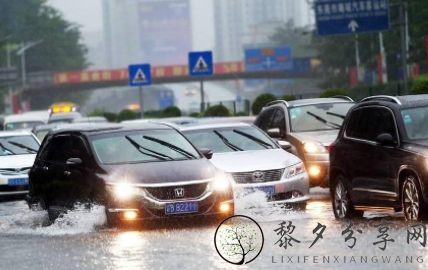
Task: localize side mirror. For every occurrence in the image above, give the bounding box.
[66,158,83,168]
[199,148,213,160]
[277,140,292,151]
[376,133,395,146]
[267,128,281,138]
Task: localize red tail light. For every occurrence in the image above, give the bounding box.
[327,144,333,153]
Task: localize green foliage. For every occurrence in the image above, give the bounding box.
[143,110,161,118]
[411,76,428,95]
[204,105,230,117]
[251,93,277,115]
[88,109,117,122]
[188,112,201,118]
[0,0,88,72]
[279,95,296,101]
[235,111,249,116]
[161,106,182,118]
[319,88,349,98]
[117,109,138,122]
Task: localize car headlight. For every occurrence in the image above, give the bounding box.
[285,162,306,178]
[303,141,327,154]
[106,182,145,200]
[208,171,232,192]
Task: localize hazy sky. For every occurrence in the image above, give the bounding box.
[48,0,215,50]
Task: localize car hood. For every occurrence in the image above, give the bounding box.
[209,149,301,173]
[0,154,36,168]
[291,130,339,146]
[104,158,216,185]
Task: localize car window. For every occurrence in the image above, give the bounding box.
[401,107,428,140]
[348,107,397,143]
[91,129,200,164]
[70,136,91,164]
[5,121,44,131]
[0,135,40,156]
[38,135,53,161]
[258,108,276,132]
[272,109,286,135]
[288,103,353,132]
[345,109,361,138]
[183,126,277,154]
[46,135,72,163]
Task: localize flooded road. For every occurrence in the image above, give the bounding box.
[0,189,426,270]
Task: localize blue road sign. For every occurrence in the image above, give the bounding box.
[245,47,293,72]
[315,0,390,36]
[188,51,213,76]
[128,64,152,86]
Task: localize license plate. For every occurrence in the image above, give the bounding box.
[8,178,29,186]
[244,186,276,196]
[165,201,198,215]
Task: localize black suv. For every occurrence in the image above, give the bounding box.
[255,97,354,187]
[330,95,428,221]
[27,123,234,226]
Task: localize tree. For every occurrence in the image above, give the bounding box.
[88,109,117,122]
[161,106,181,118]
[251,93,276,115]
[319,88,349,98]
[280,95,296,101]
[117,109,138,122]
[0,0,88,72]
[204,105,230,117]
[217,218,261,265]
[411,75,428,94]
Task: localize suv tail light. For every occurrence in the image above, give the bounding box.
[327,144,333,153]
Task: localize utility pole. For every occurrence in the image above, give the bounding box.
[355,34,361,81]
[398,4,409,95]
[379,32,388,83]
[200,79,205,113]
[16,39,43,87]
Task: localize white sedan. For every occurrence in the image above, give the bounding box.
[180,123,310,208]
[0,131,40,198]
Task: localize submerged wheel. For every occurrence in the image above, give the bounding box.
[402,176,425,221]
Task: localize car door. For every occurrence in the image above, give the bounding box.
[29,134,53,200]
[348,106,399,207]
[43,134,73,208]
[66,135,98,204]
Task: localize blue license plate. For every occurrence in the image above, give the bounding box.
[165,201,199,215]
[8,178,29,186]
[244,186,276,196]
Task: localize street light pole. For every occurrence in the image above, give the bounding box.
[16,39,43,87]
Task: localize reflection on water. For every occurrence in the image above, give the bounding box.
[109,231,148,270]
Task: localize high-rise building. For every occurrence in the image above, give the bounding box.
[103,0,192,69]
[214,0,308,62]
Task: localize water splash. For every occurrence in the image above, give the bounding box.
[0,201,106,236]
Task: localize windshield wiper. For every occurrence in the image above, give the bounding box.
[125,136,172,161]
[326,112,346,120]
[0,142,15,155]
[7,141,38,154]
[232,129,272,149]
[306,112,341,129]
[142,136,196,160]
[213,130,243,152]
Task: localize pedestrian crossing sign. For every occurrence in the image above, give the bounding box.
[128,64,152,86]
[189,51,213,76]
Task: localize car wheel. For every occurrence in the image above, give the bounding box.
[402,176,425,221]
[332,176,362,219]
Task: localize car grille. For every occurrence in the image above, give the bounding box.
[144,183,209,201]
[232,168,285,184]
[0,185,28,192]
[0,167,31,176]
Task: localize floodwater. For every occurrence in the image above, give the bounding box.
[0,188,425,270]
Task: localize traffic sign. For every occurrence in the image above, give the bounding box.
[245,47,293,71]
[128,64,152,86]
[315,0,390,36]
[188,51,213,76]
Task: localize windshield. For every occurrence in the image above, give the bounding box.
[35,130,50,142]
[401,107,428,140]
[0,136,40,156]
[183,126,277,154]
[5,121,44,131]
[91,129,200,164]
[289,103,354,132]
